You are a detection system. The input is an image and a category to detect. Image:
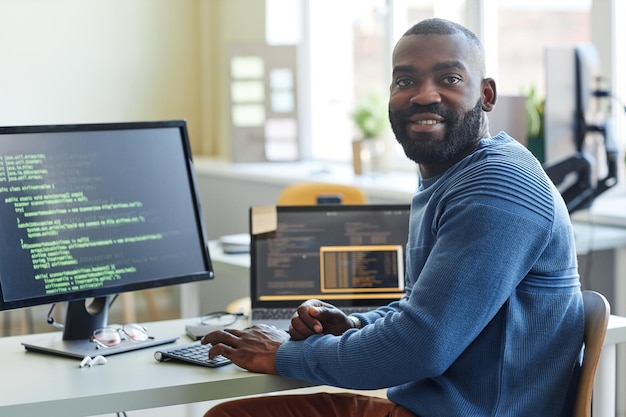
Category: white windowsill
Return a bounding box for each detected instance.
[193,157,419,203]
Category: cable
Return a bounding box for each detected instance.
[109,293,119,308]
[46,304,64,329]
[45,294,120,330]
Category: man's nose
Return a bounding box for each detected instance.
[409,81,442,106]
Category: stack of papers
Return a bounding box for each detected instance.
[218,233,250,254]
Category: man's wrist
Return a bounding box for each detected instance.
[347,315,362,329]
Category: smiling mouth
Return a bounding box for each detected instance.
[411,119,441,125]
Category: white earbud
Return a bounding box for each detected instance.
[92,355,107,365]
[79,356,92,368]
[79,355,108,368]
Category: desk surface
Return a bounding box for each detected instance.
[2,316,626,417]
[0,318,312,417]
[571,192,626,228]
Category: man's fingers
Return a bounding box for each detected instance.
[293,305,324,332]
[201,328,240,346]
[203,329,248,359]
[288,320,312,340]
[208,342,234,359]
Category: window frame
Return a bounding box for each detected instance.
[266,0,624,176]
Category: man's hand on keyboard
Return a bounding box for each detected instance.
[201,324,289,374]
[289,299,354,341]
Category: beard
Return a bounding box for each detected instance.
[389,99,484,165]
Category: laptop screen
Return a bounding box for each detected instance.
[249,204,410,310]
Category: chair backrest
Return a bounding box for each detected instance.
[277,182,367,205]
[573,290,610,417]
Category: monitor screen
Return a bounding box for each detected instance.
[249,204,410,311]
[0,120,213,356]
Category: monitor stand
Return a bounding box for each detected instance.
[21,296,178,359]
[22,333,178,359]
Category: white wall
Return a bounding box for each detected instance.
[0,0,267,157]
[0,0,202,150]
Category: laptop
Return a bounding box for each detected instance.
[249,204,410,329]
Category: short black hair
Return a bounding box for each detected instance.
[404,18,482,49]
[403,18,485,74]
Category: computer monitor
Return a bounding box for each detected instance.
[0,120,213,357]
[544,44,617,213]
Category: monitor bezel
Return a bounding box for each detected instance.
[0,120,214,312]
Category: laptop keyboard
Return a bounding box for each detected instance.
[251,306,374,321]
[252,308,294,320]
[154,341,231,368]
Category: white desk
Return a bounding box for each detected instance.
[0,318,313,417]
[1,316,625,417]
[571,192,626,229]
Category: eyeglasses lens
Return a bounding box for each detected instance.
[123,324,149,342]
[93,328,122,346]
[92,324,148,347]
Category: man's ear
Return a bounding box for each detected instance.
[481,78,497,112]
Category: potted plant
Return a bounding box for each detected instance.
[351,94,388,139]
[350,94,389,175]
[525,85,545,163]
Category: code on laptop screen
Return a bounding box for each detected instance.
[250,205,410,306]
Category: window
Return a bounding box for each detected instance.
[266,0,624,172]
[228,44,299,162]
[266,0,473,166]
[495,1,592,97]
[303,0,468,167]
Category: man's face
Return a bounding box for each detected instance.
[388,33,488,175]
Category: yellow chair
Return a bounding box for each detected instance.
[573,290,610,417]
[277,182,367,205]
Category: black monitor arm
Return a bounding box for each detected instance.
[543,118,618,214]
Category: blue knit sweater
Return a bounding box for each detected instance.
[276,133,583,417]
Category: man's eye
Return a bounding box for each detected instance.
[442,76,461,85]
[395,78,414,88]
